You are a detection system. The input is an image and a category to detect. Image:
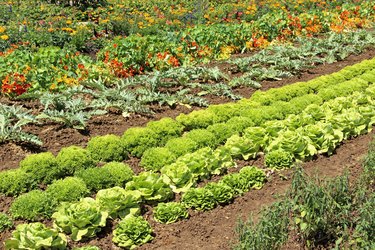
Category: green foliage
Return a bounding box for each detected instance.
[161,147,234,193]
[161,162,195,193]
[153,202,189,224]
[122,127,158,158]
[0,104,42,146]
[140,147,177,172]
[219,174,248,195]
[176,110,218,130]
[10,190,53,221]
[102,162,134,187]
[182,188,217,211]
[224,134,259,160]
[165,137,198,157]
[234,201,290,250]
[113,216,154,249]
[234,163,375,249]
[238,167,267,190]
[46,177,89,204]
[75,167,114,192]
[266,130,317,160]
[183,129,218,148]
[87,134,127,162]
[56,146,96,176]
[147,117,185,145]
[20,152,59,184]
[207,123,235,144]
[5,222,67,250]
[265,149,295,170]
[0,213,13,232]
[125,172,174,203]
[205,182,235,204]
[96,187,141,219]
[0,169,36,196]
[73,246,101,250]
[52,198,109,242]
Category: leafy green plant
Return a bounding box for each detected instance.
[265,149,295,170]
[0,169,36,196]
[153,202,189,224]
[96,187,141,219]
[224,134,260,160]
[0,104,41,145]
[10,190,53,221]
[161,162,196,193]
[0,213,13,232]
[56,146,96,176]
[146,117,184,145]
[164,137,198,157]
[112,216,154,249]
[140,147,177,172]
[125,172,174,202]
[87,134,127,162]
[73,246,101,250]
[5,222,67,250]
[52,198,109,241]
[37,94,106,130]
[122,127,158,157]
[20,152,59,184]
[182,188,217,211]
[183,129,218,148]
[102,162,134,187]
[204,182,235,205]
[75,167,115,192]
[46,177,90,204]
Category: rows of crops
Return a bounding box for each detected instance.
[1,57,375,249]
[1,0,375,249]
[1,0,375,94]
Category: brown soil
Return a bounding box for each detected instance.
[1,49,375,249]
[1,49,375,170]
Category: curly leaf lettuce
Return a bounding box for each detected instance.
[52,198,108,241]
[113,216,153,249]
[5,222,67,250]
[96,187,141,219]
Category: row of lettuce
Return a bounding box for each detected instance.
[2,57,375,249]
[2,57,375,197]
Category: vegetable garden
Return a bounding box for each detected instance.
[0,0,375,249]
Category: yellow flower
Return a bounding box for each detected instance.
[48,28,54,32]
[66,20,72,25]
[1,35,9,40]
[0,26,5,33]
[50,83,57,90]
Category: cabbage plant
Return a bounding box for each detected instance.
[5,222,67,250]
[52,198,108,241]
[112,216,153,249]
[96,187,141,219]
[153,202,189,224]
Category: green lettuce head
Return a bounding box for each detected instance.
[52,198,108,241]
